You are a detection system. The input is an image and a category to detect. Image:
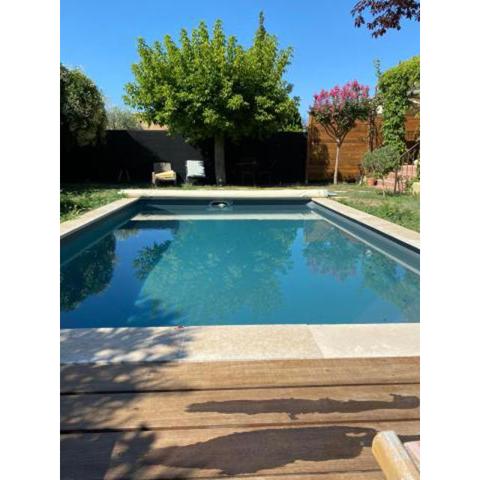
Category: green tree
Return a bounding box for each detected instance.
[124,13,300,184]
[362,145,401,196]
[378,56,420,153]
[60,64,107,151]
[106,106,143,129]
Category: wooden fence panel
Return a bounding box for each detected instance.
[306,115,419,183]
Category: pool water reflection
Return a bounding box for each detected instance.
[61,217,419,328]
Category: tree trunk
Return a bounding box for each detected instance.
[214,134,226,185]
[333,141,341,185]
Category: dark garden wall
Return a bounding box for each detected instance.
[61,130,306,185]
[61,131,210,184]
[224,132,307,185]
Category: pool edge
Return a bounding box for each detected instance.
[60,197,140,240]
[60,323,420,365]
[311,197,420,251]
[59,191,420,252]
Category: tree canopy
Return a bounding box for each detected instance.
[106,106,143,130]
[60,64,107,151]
[351,0,420,38]
[124,13,300,183]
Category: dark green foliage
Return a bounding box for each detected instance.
[281,107,305,132]
[61,234,116,311]
[378,56,420,153]
[60,64,107,151]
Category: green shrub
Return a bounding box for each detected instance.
[362,145,400,196]
[378,56,420,153]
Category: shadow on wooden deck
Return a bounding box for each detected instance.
[61,357,420,480]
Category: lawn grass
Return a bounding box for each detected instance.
[60,184,128,222]
[327,183,420,232]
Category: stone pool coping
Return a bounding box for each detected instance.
[60,197,140,239]
[311,197,420,250]
[61,324,419,364]
[122,188,326,199]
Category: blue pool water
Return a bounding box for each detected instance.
[60,202,419,328]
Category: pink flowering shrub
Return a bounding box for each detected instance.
[310,81,371,184]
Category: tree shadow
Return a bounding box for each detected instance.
[61,428,157,480]
[61,356,419,479]
[60,324,192,364]
[61,330,195,478]
[187,393,419,420]
[61,425,419,479]
[135,426,419,476]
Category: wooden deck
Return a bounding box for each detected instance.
[61,357,419,480]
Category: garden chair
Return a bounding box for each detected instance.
[152,162,177,186]
[186,160,206,184]
[372,431,420,480]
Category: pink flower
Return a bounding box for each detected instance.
[311,80,370,111]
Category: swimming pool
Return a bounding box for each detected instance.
[60,199,419,329]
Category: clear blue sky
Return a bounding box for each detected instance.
[61,0,419,120]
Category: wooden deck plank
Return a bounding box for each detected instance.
[62,384,419,432]
[61,420,419,480]
[212,473,386,480]
[61,357,420,393]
